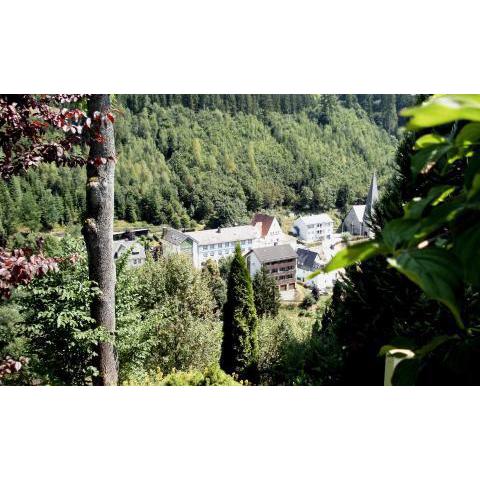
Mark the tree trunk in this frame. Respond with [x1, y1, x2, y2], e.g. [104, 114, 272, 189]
[82, 94, 118, 386]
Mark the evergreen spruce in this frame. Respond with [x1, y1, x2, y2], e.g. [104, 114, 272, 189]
[253, 266, 281, 317]
[220, 244, 259, 382]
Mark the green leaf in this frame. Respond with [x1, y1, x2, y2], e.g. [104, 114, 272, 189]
[453, 225, 480, 286]
[415, 133, 448, 149]
[411, 144, 452, 177]
[391, 358, 420, 386]
[402, 94, 480, 129]
[404, 185, 456, 220]
[381, 218, 422, 250]
[320, 240, 385, 274]
[455, 122, 480, 147]
[387, 247, 463, 326]
[464, 155, 480, 190]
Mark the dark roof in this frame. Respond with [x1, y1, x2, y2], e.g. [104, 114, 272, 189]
[163, 227, 190, 246]
[248, 244, 297, 263]
[251, 213, 275, 237]
[296, 248, 319, 270]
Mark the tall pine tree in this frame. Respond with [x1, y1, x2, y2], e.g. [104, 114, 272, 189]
[253, 267, 281, 317]
[220, 244, 259, 382]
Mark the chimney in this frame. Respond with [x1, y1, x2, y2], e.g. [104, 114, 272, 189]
[217, 227, 222, 233]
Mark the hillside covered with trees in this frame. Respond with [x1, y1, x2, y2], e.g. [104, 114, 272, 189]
[0, 95, 410, 243]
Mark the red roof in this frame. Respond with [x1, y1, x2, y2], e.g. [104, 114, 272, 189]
[251, 213, 275, 238]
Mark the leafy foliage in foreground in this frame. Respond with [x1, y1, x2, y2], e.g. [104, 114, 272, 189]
[319, 95, 480, 385]
[16, 236, 104, 385]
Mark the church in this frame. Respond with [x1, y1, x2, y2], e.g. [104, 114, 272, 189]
[342, 173, 378, 237]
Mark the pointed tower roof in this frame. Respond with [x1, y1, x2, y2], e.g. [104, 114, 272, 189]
[365, 172, 378, 220]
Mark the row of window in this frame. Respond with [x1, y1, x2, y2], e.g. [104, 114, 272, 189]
[269, 266, 294, 273]
[201, 246, 248, 258]
[307, 223, 332, 229]
[201, 239, 253, 251]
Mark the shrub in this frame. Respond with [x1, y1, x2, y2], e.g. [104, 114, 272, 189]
[123, 364, 241, 386]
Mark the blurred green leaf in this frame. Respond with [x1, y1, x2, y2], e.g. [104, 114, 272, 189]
[320, 240, 385, 274]
[415, 133, 448, 149]
[391, 358, 420, 385]
[455, 122, 480, 147]
[454, 225, 480, 286]
[404, 185, 456, 220]
[402, 94, 480, 129]
[411, 144, 452, 176]
[387, 247, 463, 325]
[381, 218, 421, 250]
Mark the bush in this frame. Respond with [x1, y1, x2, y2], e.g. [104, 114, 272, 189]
[117, 254, 222, 381]
[123, 365, 241, 386]
[300, 293, 316, 310]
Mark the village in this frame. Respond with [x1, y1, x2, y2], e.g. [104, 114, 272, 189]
[113, 173, 379, 302]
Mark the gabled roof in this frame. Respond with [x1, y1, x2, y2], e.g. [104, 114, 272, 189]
[296, 248, 320, 270]
[113, 239, 145, 258]
[251, 213, 275, 237]
[351, 205, 366, 222]
[163, 227, 190, 246]
[186, 225, 260, 246]
[247, 244, 297, 263]
[297, 213, 333, 225]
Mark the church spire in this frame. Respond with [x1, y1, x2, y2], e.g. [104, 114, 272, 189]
[365, 171, 378, 220]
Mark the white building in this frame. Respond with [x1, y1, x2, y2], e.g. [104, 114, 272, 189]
[251, 213, 297, 249]
[293, 213, 334, 244]
[186, 225, 261, 269]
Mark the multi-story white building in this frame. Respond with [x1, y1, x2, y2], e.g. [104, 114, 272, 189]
[186, 225, 261, 269]
[293, 213, 334, 244]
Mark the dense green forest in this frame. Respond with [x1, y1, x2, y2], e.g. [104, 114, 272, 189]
[0, 94, 412, 243]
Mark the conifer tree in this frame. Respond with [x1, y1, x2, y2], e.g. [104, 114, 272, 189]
[220, 244, 259, 382]
[253, 267, 280, 317]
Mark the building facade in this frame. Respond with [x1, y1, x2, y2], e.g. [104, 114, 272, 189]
[113, 240, 147, 267]
[245, 244, 297, 292]
[186, 225, 261, 269]
[293, 213, 334, 244]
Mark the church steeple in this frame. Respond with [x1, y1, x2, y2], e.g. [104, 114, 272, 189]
[365, 171, 378, 220]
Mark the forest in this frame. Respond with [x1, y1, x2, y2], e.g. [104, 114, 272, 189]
[0, 94, 409, 244]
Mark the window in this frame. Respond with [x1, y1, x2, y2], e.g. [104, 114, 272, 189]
[209, 252, 214, 257]
[202, 246, 208, 251]
[203, 253, 207, 258]
[209, 244, 214, 250]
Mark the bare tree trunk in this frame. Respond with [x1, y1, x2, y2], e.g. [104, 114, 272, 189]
[82, 94, 118, 386]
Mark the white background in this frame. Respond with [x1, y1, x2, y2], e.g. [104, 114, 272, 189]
[3, 1, 480, 478]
